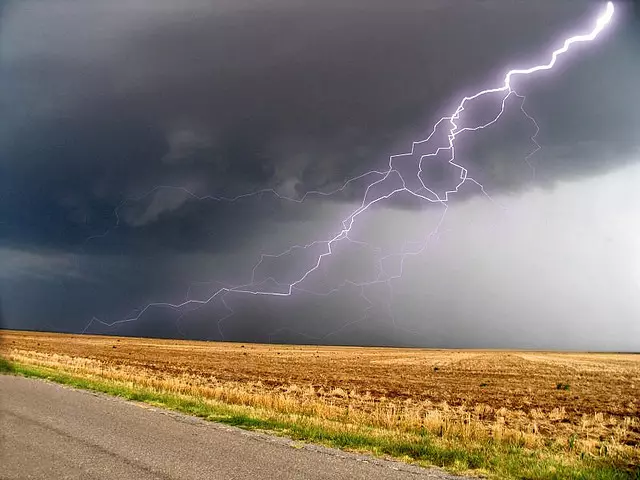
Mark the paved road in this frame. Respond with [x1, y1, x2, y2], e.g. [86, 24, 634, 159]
[0, 375, 469, 480]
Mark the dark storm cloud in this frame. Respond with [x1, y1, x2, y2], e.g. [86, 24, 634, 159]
[3, 0, 638, 253]
[0, 294, 5, 331]
[2, 0, 639, 349]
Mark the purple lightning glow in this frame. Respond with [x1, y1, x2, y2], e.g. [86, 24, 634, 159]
[82, 2, 615, 337]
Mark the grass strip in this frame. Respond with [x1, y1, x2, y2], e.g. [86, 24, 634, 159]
[1, 357, 637, 480]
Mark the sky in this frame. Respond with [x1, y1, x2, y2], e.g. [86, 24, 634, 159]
[1, 0, 639, 350]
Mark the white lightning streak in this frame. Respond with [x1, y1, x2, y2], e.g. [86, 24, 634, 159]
[82, 2, 614, 337]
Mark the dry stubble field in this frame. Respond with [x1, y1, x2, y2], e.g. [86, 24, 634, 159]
[2, 330, 639, 474]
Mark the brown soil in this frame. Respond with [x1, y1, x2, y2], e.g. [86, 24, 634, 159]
[2, 329, 639, 448]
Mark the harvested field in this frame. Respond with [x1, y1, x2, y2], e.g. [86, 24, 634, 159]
[2, 329, 639, 475]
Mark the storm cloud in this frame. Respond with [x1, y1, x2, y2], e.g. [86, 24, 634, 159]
[1, 0, 639, 350]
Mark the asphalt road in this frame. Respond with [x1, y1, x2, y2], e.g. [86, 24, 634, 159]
[0, 375, 470, 480]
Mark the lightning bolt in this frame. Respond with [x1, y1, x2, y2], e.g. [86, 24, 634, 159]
[82, 2, 615, 338]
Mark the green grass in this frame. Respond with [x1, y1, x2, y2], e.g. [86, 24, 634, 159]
[1, 357, 637, 480]
[0, 356, 13, 373]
